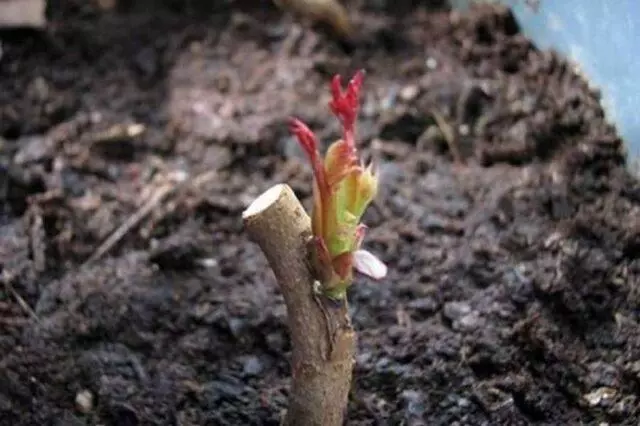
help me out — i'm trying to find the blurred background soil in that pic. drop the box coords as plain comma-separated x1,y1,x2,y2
1,0,639,424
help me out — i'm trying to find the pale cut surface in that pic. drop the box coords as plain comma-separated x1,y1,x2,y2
242,184,285,219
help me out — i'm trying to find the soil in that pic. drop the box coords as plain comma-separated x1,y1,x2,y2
1,1,639,425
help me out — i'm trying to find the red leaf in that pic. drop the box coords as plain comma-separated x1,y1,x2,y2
289,118,330,195
329,70,365,149
332,251,354,280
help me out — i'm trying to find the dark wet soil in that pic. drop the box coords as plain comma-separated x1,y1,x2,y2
1,1,639,425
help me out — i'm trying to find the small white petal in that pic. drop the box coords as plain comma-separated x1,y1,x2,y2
353,249,387,280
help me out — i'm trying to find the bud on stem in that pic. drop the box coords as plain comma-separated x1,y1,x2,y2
290,70,387,299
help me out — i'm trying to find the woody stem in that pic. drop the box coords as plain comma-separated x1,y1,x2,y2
243,184,356,426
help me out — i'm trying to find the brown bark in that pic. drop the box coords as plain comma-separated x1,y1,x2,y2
243,184,356,426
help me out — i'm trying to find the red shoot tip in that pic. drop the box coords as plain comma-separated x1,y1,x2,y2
289,118,318,160
329,70,365,143
289,117,329,196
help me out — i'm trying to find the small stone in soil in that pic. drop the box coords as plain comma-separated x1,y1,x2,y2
443,301,472,321
401,389,426,417
241,355,264,376
75,389,94,414
456,311,485,332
